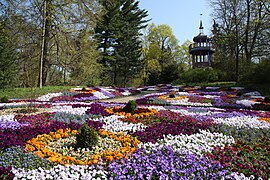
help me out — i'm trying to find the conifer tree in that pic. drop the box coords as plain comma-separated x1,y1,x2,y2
95,0,148,86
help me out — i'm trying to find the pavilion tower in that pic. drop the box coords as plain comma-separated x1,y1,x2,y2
189,20,215,68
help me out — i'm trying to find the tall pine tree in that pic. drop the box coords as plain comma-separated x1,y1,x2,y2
95,0,148,86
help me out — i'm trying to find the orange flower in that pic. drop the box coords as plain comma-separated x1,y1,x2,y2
105,155,114,162
158,95,187,100
258,117,270,123
25,128,140,166
34,151,45,158
105,107,157,118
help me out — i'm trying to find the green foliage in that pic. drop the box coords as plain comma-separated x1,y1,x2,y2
179,68,220,83
76,124,99,149
161,63,181,84
0,86,74,99
123,100,137,113
210,124,270,144
265,96,270,103
142,23,186,85
145,97,171,106
169,92,176,98
0,21,18,89
95,0,149,87
241,59,270,84
0,146,52,170
208,138,269,179
0,96,9,103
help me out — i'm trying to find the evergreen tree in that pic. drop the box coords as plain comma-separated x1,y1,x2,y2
115,0,148,87
0,21,18,89
95,0,148,86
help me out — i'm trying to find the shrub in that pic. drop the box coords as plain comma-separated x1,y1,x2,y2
122,100,137,113
75,124,98,149
169,92,176,98
241,59,270,84
179,67,220,83
264,96,270,103
0,96,9,103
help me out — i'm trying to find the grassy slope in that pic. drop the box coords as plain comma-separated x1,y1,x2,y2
0,86,75,99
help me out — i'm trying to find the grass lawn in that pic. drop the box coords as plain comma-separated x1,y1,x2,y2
0,86,76,99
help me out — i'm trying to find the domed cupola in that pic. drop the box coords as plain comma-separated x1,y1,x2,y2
189,20,215,68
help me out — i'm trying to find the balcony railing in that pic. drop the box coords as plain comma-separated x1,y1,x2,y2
189,42,215,53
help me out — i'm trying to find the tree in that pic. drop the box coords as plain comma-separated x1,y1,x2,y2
95,0,148,87
114,0,148,87
39,0,52,88
69,30,103,86
2,0,101,87
0,21,18,89
142,23,183,84
177,40,193,69
210,0,270,81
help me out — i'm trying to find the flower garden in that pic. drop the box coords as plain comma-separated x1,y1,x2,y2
0,85,269,179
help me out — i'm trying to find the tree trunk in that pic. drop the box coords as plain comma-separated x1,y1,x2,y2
39,0,52,88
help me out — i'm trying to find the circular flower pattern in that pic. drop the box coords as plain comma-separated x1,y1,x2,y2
25,128,140,165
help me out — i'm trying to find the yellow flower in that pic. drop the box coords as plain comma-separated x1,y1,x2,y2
25,128,140,165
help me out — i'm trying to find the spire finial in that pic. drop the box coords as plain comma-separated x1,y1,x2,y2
199,14,204,34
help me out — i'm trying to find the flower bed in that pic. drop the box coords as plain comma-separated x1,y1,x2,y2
0,86,269,179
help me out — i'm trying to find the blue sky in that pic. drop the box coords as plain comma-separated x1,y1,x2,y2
138,0,213,45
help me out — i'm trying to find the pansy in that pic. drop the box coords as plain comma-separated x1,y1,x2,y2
36,93,63,102
107,146,233,179
52,105,88,115
213,116,270,129
25,128,140,165
139,130,235,156
98,115,147,133
236,99,259,107
12,164,108,180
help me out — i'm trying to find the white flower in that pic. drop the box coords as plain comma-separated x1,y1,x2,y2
231,87,245,90
98,115,147,133
213,116,270,129
36,92,63,101
206,86,220,90
93,91,110,99
0,114,15,122
236,99,259,107
139,130,235,156
52,105,88,115
13,165,108,180
139,105,166,111
230,172,262,180
243,91,261,96
121,90,132,96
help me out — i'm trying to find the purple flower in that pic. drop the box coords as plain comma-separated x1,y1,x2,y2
107,146,232,179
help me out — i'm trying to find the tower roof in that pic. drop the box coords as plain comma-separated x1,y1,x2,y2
192,20,210,42
199,20,204,32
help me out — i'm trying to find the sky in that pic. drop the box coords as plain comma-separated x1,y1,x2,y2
138,0,213,45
